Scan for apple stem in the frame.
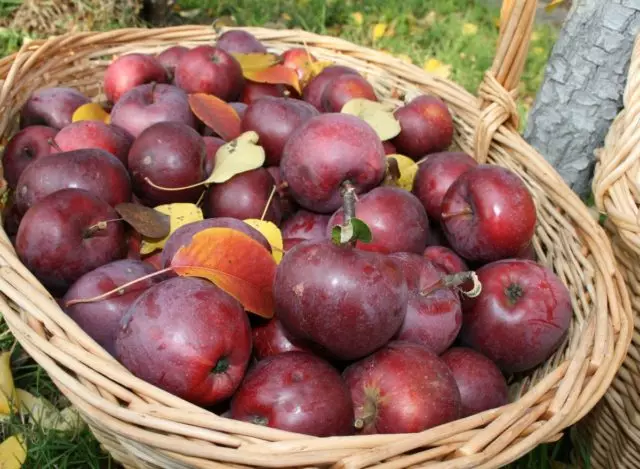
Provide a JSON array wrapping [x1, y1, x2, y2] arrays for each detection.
[[83, 218, 123, 238], [440, 207, 473, 221], [144, 177, 206, 192], [63, 267, 172, 307], [260, 185, 277, 221], [195, 189, 207, 208], [420, 271, 482, 298], [340, 180, 357, 247], [47, 138, 63, 152]]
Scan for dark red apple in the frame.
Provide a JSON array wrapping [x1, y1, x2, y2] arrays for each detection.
[[389, 252, 462, 354], [382, 141, 397, 155], [14, 148, 132, 215], [229, 102, 248, 120], [230, 351, 354, 436], [104, 53, 168, 103], [392, 95, 454, 159], [142, 251, 163, 270], [281, 209, 330, 241], [281, 113, 386, 213], [128, 121, 206, 206], [110, 83, 196, 138], [281, 48, 317, 80], [202, 137, 224, 176], [423, 246, 469, 275], [175, 45, 244, 101], [15, 188, 127, 294], [2, 125, 57, 188], [203, 168, 282, 225], [460, 259, 572, 373], [321, 74, 378, 112], [160, 217, 271, 268], [251, 318, 314, 360], [115, 277, 252, 406], [63, 259, 162, 356], [441, 347, 509, 418], [302, 65, 360, 111], [440, 165, 537, 262], [283, 237, 306, 251], [53, 121, 133, 167], [240, 82, 285, 104], [274, 240, 408, 360], [412, 151, 478, 221], [156, 46, 190, 82], [343, 341, 461, 434], [216, 30, 267, 54], [266, 166, 297, 219], [20, 87, 91, 130], [327, 186, 429, 254], [241, 97, 319, 166]]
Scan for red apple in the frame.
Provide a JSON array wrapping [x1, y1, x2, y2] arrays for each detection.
[[15, 188, 127, 294], [302, 66, 360, 111], [389, 252, 462, 354], [327, 186, 429, 254], [156, 46, 190, 82], [251, 318, 314, 360], [110, 83, 196, 138], [20, 87, 90, 130], [175, 45, 244, 101], [343, 341, 461, 434], [281, 48, 318, 80], [382, 141, 397, 155], [274, 239, 408, 360], [2, 125, 57, 188], [440, 165, 537, 262], [128, 121, 206, 206], [412, 151, 478, 221], [230, 351, 354, 436], [53, 121, 133, 167], [229, 102, 248, 120], [241, 97, 319, 166], [423, 246, 469, 275], [203, 136, 225, 175], [115, 277, 252, 406], [321, 74, 378, 112], [14, 148, 132, 215], [63, 259, 162, 356], [216, 30, 267, 54], [240, 82, 285, 104], [281, 113, 386, 213], [441, 347, 509, 418], [281, 209, 330, 241], [104, 53, 168, 103], [392, 95, 454, 159], [460, 259, 572, 373], [266, 166, 297, 219]]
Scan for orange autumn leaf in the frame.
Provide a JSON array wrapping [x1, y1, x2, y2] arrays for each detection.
[[188, 94, 241, 141], [170, 227, 276, 318], [245, 65, 302, 94]]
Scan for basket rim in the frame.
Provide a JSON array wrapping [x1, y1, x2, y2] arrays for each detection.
[[0, 20, 633, 469]]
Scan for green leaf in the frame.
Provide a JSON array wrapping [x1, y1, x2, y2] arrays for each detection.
[[330, 218, 372, 245], [350, 218, 372, 243]]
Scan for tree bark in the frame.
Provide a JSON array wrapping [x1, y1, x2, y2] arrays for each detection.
[[523, 0, 640, 198], [141, 0, 170, 26]]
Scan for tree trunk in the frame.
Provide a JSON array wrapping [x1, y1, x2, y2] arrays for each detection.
[[141, 0, 170, 26], [523, 0, 640, 198]]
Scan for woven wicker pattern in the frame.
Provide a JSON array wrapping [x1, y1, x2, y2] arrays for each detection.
[[581, 33, 640, 469], [0, 1, 632, 467]]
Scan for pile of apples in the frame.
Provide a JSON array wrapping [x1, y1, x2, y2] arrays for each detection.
[[1, 29, 573, 437]]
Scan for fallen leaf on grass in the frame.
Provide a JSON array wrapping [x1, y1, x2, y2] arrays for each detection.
[[188, 94, 241, 141], [423, 58, 452, 79], [341, 99, 401, 141], [243, 219, 284, 264], [462, 23, 478, 36], [171, 227, 277, 318], [71, 102, 110, 124], [0, 434, 26, 469], [140, 203, 204, 255], [0, 351, 18, 415], [351, 12, 364, 26], [371, 23, 387, 42], [17, 389, 84, 433]]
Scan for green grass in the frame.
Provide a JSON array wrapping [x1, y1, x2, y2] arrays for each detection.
[[0, 1, 578, 468]]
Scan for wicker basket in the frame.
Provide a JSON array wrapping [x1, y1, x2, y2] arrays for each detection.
[[578, 33, 640, 469], [0, 1, 632, 467]]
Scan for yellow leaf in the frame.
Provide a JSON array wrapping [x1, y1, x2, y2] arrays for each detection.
[[230, 53, 280, 73], [17, 389, 84, 433], [462, 23, 478, 36], [281, 12, 291, 21], [140, 203, 204, 255], [423, 58, 452, 79], [351, 12, 364, 26], [545, 0, 564, 13], [533, 46, 545, 56], [71, 102, 110, 124], [208, 131, 266, 184], [371, 23, 387, 42], [383, 154, 419, 191], [0, 351, 18, 415], [531, 31, 541, 41], [0, 434, 26, 469], [243, 219, 284, 264], [341, 99, 401, 141]]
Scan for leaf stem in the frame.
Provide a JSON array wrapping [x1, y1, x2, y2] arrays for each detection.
[[260, 185, 277, 221]]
